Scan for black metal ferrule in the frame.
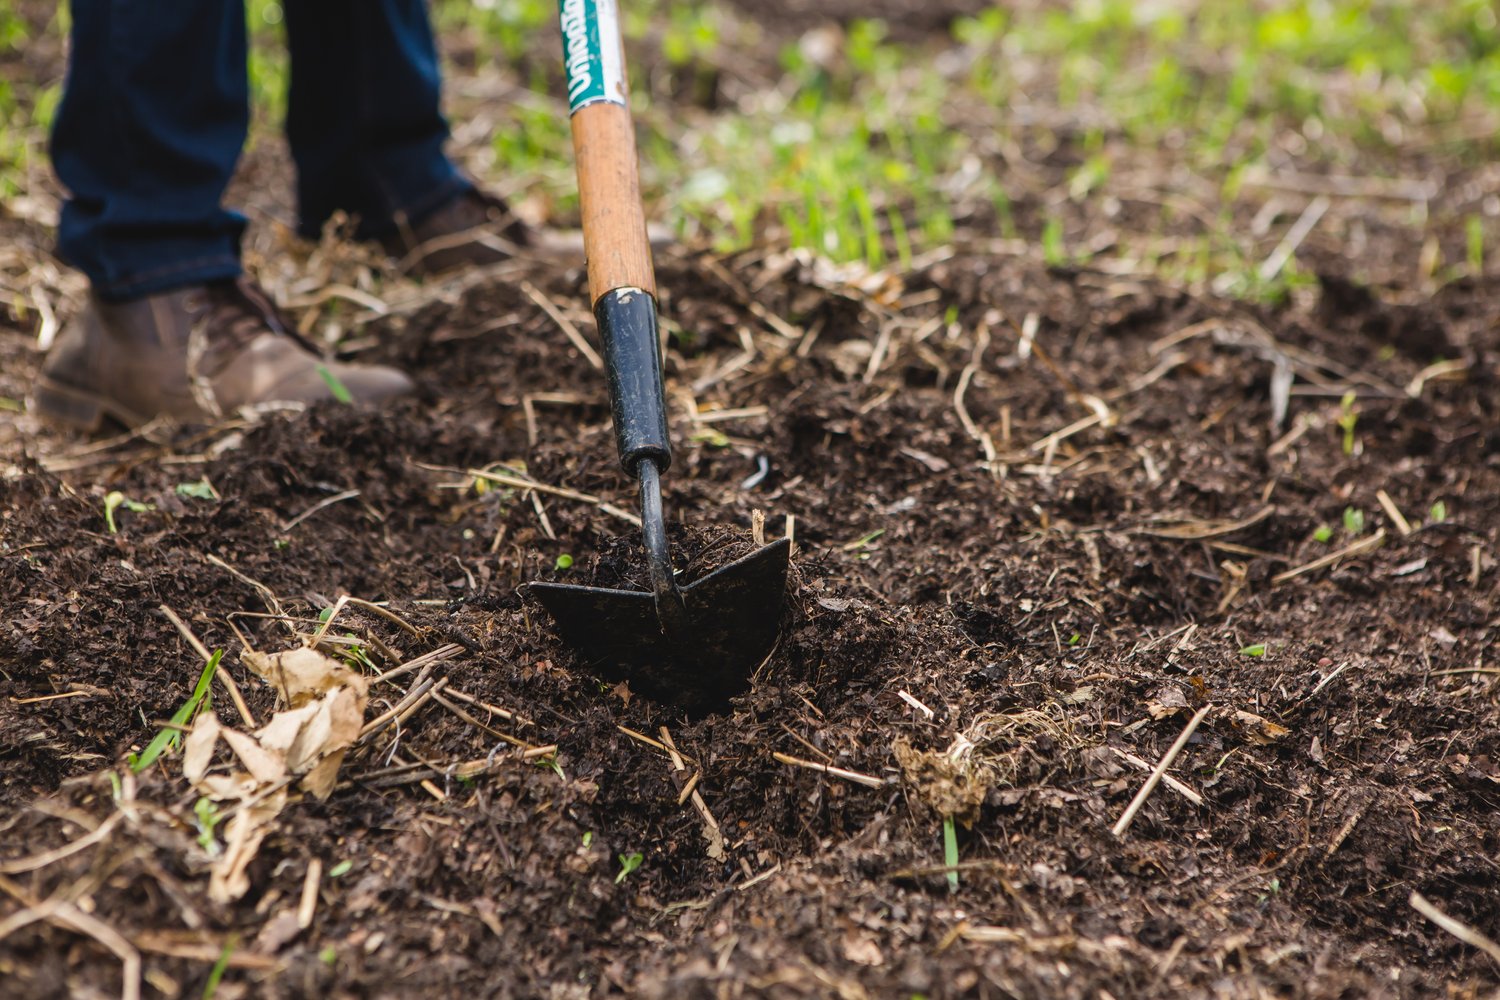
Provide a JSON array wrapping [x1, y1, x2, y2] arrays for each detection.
[[595, 287, 671, 474]]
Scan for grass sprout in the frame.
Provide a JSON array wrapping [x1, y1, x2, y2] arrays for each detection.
[[128, 649, 222, 773]]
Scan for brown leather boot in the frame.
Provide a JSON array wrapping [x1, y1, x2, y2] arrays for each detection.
[[32, 277, 413, 431], [381, 188, 539, 276]]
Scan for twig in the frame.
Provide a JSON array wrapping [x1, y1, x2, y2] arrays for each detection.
[[204, 554, 291, 634], [1259, 195, 1330, 282], [0, 880, 141, 1000], [1112, 705, 1211, 838], [159, 605, 255, 728], [339, 596, 423, 639], [1241, 168, 1436, 202], [442, 686, 525, 724], [465, 467, 640, 527], [1406, 358, 1469, 398], [297, 858, 322, 930], [950, 321, 998, 474], [1272, 529, 1387, 585], [772, 752, 886, 789], [520, 280, 604, 370], [661, 728, 725, 860], [0, 814, 123, 874], [372, 643, 465, 685], [358, 673, 438, 741], [677, 771, 701, 806], [618, 725, 678, 758], [279, 489, 361, 533], [1108, 747, 1204, 806], [1375, 490, 1413, 536], [1410, 891, 1500, 965], [1028, 411, 1105, 454], [10, 690, 92, 705], [898, 690, 936, 720]]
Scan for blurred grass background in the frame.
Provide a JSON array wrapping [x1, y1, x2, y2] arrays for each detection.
[[3, 1, 1499, 301]]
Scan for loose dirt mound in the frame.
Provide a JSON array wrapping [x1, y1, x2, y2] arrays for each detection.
[[4, 243, 1499, 997]]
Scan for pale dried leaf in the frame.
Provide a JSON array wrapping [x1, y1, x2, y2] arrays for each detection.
[[209, 787, 288, 904], [841, 934, 884, 967], [243, 647, 368, 707], [196, 772, 260, 801], [183, 711, 222, 784], [255, 700, 320, 757], [1229, 709, 1291, 745], [222, 729, 288, 785]]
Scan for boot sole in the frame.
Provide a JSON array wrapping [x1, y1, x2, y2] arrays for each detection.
[[31, 375, 146, 433]]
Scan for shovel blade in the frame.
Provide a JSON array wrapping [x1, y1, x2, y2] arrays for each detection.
[[528, 538, 791, 713]]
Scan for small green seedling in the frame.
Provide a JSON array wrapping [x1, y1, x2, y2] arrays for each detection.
[[615, 851, 643, 884], [1429, 500, 1447, 523], [1067, 631, 1082, 647], [328, 860, 353, 878], [691, 427, 730, 448], [942, 815, 959, 894], [128, 650, 222, 773], [1239, 643, 1266, 657], [1335, 391, 1358, 456], [319, 946, 337, 966], [1041, 216, 1066, 266], [554, 553, 574, 570], [1343, 506, 1365, 536], [176, 478, 217, 500], [316, 365, 354, 404], [194, 797, 221, 852], [582, 831, 593, 848], [1312, 524, 1333, 543], [202, 934, 237, 1000], [339, 634, 375, 672], [103, 491, 155, 533]]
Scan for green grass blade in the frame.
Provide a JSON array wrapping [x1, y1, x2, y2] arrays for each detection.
[[943, 815, 959, 894], [316, 364, 354, 405], [130, 649, 222, 774], [202, 934, 237, 999]]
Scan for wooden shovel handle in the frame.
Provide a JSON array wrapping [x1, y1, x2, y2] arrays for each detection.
[[570, 100, 656, 303]]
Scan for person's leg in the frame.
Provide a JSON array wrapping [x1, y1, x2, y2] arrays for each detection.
[[52, 0, 249, 299], [285, 0, 469, 240]]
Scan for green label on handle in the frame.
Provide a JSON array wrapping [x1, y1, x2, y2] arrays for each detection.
[[560, 0, 626, 114]]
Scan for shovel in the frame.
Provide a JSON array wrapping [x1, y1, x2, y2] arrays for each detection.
[[527, 0, 791, 713]]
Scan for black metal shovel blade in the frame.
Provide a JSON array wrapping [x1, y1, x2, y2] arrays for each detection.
[[527, 537, 792, 713]]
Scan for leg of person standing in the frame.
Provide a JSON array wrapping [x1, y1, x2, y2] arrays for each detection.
[[53, 0, 250, 300], [283, 0, 531, 274], [35, 0, 411, 431]]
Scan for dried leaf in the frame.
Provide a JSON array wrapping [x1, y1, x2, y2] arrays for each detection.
[[210, 787, 288, 904], [841, 934, 885, 967], [183, 711, 222, 784], [1230, 709, 1290, 745], [242, 647, 368, 707], [893, 737, 988, 822], [222, 729, 288, 785]]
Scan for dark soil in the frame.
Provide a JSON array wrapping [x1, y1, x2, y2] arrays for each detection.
[[4, 5, 1500, 1000]]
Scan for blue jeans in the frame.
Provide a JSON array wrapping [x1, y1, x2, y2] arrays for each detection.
[[53, 0, 470, 300]]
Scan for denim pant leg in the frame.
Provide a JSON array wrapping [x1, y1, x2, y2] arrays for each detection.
[[52, 0, 249, 300], [286, 0, 468, 240]]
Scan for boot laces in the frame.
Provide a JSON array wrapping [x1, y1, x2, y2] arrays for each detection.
[[197, 278, 314, 374]]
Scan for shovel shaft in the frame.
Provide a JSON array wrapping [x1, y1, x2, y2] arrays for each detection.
[[572, 102, 656, 302], [561, 0, 655, 303], [561, 0, 669, 473]]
